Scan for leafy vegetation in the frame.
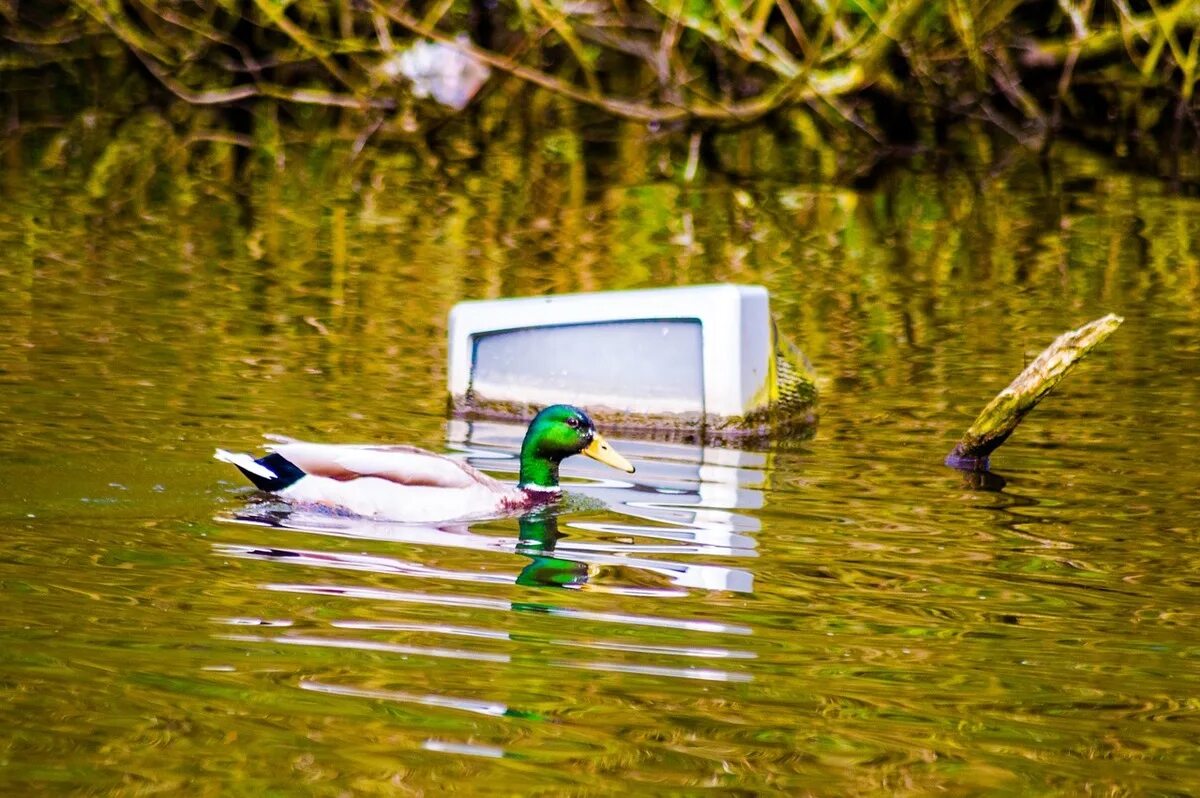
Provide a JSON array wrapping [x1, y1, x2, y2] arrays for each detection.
[[3, 1, 1198, 178]]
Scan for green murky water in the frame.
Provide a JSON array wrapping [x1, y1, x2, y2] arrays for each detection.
[[2, 134, 1200, 794]]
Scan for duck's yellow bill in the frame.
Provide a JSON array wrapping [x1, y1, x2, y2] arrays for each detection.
[[582, 433, 635, 474]]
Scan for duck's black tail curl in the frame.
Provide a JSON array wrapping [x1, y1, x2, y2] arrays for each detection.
[[215, 449, 306, 492]]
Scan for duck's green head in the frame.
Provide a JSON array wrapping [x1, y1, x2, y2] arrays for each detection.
[[518, 404, 635, 490]]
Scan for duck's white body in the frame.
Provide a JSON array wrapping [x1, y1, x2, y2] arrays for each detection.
[[217, 438, 549, 523]]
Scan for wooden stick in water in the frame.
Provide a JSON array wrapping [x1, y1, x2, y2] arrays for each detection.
[[946, 313, 1124, 471]]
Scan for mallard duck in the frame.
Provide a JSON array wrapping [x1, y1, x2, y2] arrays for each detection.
[[214, 404, 635, 523]]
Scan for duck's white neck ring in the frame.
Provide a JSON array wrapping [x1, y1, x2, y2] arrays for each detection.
[[522, 484, 562, 494]]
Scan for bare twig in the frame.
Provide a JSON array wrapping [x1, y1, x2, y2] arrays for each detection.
[[1024, 0, 1199, 64], [252, 0, 360, 93], [134, 49, 258, 104], [775, 0, 812, 60], [528, 0, 603, 94]]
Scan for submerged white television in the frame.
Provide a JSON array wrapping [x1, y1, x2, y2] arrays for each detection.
[[447, 284, 816, 438]]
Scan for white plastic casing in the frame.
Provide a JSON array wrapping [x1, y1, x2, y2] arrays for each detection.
[[447, 284, 773, 419]]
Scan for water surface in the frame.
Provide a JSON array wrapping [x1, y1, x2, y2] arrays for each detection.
[[2, 137, 1200, 793]]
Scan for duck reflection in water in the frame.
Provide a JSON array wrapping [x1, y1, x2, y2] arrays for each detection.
[[513, 509, 588, 589], [219, 496, 753, 595]]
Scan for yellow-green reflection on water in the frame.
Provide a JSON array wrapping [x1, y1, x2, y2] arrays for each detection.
[[2, 135, 1200, 794]]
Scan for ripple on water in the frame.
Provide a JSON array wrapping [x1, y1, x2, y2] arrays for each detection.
[[6, 148, 1200, 794]]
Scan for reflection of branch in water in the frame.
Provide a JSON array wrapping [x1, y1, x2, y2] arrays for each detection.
[[959, 469, 1008, 492]]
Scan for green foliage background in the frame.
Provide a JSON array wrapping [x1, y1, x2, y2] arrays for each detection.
[[3, 0, 1198, 179]]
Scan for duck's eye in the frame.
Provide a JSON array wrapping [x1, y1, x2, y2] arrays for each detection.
[[566, 417, 580, 429]]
